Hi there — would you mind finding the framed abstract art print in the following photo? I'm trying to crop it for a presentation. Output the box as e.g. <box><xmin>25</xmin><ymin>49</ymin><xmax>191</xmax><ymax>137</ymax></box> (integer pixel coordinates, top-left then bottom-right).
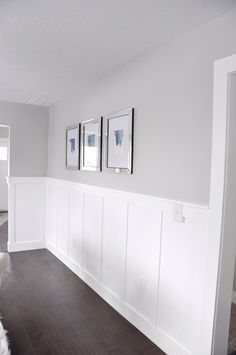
<box><xmin>66</xmin><ymin>125</ymin><xmax>80</xmax><ymax>169</ymax></box>
<box><xmin>105</xmin><ymin>108</ymin><xmax>134</xmax><ymax>174</ymax></box>
<box><xmin>80</xmin><ymin>117</ymin><xmax>102</xmax><ymax>171</ymax></box>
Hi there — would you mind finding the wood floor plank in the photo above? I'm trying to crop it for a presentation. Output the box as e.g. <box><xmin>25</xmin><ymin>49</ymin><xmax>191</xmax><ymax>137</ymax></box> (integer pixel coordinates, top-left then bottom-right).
<box><xmin>1</xmin><ymin>305</ymin><xmax>35</xmax><ymax>355</ymax></box>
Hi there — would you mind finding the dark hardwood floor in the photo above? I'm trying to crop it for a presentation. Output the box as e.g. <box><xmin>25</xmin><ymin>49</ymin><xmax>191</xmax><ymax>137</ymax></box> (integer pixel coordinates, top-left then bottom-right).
<box><xmin>0</xmin><ymin>223</ymin><xmax>165</xmax><ymax>355</ymax></box>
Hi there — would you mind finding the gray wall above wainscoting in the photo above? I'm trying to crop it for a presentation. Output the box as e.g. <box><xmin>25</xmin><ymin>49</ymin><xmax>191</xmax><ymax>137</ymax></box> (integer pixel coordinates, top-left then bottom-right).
<box><xmin>48</xmin><ymin>8</ymin><xmax>236</xmax><ymax>205</ymax></box>
<box><xmin>0</xmin><ymin>101</ymin><xmax>49</xmax><ymax>176</ymax></box>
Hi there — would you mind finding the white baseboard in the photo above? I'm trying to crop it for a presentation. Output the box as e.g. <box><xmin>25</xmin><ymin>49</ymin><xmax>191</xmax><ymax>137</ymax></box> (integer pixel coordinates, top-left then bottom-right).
<box><xmin>8</xmin><ymin>240</ymin><xmax>46</xmax><ymax>252</ymax></box>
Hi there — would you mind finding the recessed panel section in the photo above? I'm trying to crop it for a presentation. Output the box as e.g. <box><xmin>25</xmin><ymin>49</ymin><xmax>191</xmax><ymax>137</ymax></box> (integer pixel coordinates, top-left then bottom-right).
<box><xmin>125</xmin><ymin>204</ymin><xmax>162</xmax><ymax>323</ymax></box>
<box><xmin>68</xmin><ymin>189</ymin><xmax>84</xmax><ymax>266</ymax></box>
<box><xmin>102</xmin><ymin>197</ymin><xmax>127</xmax><ymax>298</ymax></box>
<box><xmin>84</xmin><ymin>193</ymin><xmax>103</xmax><ymax>279</ymax></box>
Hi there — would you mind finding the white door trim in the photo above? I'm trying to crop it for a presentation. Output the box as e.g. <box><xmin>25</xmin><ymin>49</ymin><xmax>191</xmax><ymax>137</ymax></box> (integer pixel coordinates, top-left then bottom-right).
<box><xmin>208</xmin><ymin>54</ymin><xmax>236</xmax><ymax>355</ymax></box>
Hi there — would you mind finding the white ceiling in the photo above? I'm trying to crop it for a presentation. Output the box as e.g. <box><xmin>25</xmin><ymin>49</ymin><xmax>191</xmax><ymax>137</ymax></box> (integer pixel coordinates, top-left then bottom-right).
<box><xmin>0</xmin><ymin>0</ymin><xmax>235</xmax><ymax>106</ymax></box>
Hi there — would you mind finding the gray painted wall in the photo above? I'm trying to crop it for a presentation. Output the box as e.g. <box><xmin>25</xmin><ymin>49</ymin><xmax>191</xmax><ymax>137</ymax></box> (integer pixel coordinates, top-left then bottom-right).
<box><xmin>48</xmin><ymin>9</ymin><xmax>236</xmax><ymax>205</ymax></box>
<box><xmin>0</xmin><ymin>127</ymin><xmax>9</xmax><ymax>138</ymax></box>
<box><xmin>0</xmin><ymin>101</ymin><xmax>48</xmax><ymax>176</ymax></box>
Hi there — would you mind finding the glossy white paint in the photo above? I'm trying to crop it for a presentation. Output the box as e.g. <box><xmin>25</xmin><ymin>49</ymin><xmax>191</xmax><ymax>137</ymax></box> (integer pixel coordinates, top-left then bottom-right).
<box><xmin>7</xmin><ymin>176</ymin><xmax>209</xmax><ymax>354</ymax></box>
<box><xmin>158</xmin><ymin>210</ymin><xmax>208</xmax><ymax>353</ymax></box>
<box><xmin>68</xmin><ymin>189</ymin><xmax>84</xmax><ymax>267</ymax></box>
<box><xmin>125</xmin><ymin>204</ymin><xmax>162</xmax><ymax>324</ymax></box>
<box><xmin>45</xmin><ymin>177</ymin><xmax>208</xmax><ymax>355</ymax></box>
<box><xmin>101</xmin><ymin>197</ymin><xmax>127</xmax><ymax>298</ymax></box>
<box><xmin>57</xmin><ymin>186</ymin><xmax>69</xmax><ymax>256</ymax></box>
<box><xmin>7</xmin><ymin>177</ymin><xmax>46</xmax><ymax>252</ymax></box>
<box><xmin>83</xmin><ymin>193</ymin><xmax>103</xmax><ymax>280</ymax></box>
<box><xmin>46</xmin><ymin>182</ymin><xmax>57</xmax><ymax>247</ymax></box>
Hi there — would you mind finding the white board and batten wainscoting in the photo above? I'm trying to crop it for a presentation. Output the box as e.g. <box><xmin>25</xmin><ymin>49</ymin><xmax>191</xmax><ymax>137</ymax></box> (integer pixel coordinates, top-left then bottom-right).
<box><xmin>7</xmin><ymin>177</ymin><xmax>209</xmax><ymax>355</ymax></box>
<box><xmin>7</xmin><ymin>177</ymin><xmax>46</xmax><ymax>252</ymax></box>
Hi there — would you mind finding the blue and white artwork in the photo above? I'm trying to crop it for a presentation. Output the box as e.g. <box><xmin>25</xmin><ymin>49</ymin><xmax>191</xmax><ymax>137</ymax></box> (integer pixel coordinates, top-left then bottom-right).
<box><xmin>113</xmin><ymin>129</ymin><xmax>123</xmax><ymax>147</ymax></box>
<box><xmin>107</xmin><ymin>108</ymin><xmax>133</xmax><ymax>173</ymax></box>
<box><xmin>87</xmin><ymin>134</ymin><xmax>96</xmax><ymax>147</ymax></box>
<box><xmin>69</xmin><ymin>138</ymin><xmax>76</xmax><ymax>153</ymax></box>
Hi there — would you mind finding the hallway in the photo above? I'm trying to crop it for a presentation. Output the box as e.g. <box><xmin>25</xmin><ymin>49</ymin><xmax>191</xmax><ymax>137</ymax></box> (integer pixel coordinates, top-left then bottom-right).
<box><xmin>0</xmin><ymin>1</ymin><xmax>236</xmax><ymax>353</ymax></box>
<box><xmin>0</xmin><ymin>224</ymin><xmax>164</xmax><ymax>355</ymax></box>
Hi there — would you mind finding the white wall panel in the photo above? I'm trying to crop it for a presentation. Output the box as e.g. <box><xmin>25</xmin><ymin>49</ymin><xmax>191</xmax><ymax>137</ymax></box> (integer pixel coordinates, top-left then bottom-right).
<box><xmin>56</xmin><ymin>186</ymin><xmax>69</xmax><ymax>256</ymax></box>
<box><xmin>158</xmin><ymin>210</ymin><xmax>208</xmax><ymax>351</ymax></box>
<box><xmin>15</xmin><ymin>183</ymin><xmax>43</xmax><ymax>243</ymax></box>
<box><xmin>46</xmin><ymin>183</ymin><xmax>57</xmax><ymax>247</ymax></box>
<box><xmin>8</xmin><ymin>177</ymin><xmax>46</xmax><ymax>251</ymax></box>
<box><xmin>102</xmin><ymin>196</ymin><xmax>127</xmax><ymax>298</ymax></box>
<box><xmin>125</xmin><ymin>204</ymin><xmax>162</xmax><ymax>323</ymax></box>
<box><xmin>68</xmin><ymin>189</ymin><xmax>84</xmax><ymax>266</ymax></box>
<box><xmin>84</xmin><ymin>193</ymin><xmax>103</xmax><ymax>280</ymax></box>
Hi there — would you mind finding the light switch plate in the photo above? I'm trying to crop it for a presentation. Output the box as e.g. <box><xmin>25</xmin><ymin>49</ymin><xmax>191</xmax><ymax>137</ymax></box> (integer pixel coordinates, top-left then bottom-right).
<box><xmin>173</xmin><ymin>203</ymin><xmax>185</xmax><ymax>223</ymax></box>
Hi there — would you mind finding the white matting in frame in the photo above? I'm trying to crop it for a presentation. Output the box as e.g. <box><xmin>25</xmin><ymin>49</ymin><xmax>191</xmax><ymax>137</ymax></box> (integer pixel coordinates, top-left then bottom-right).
<box><xmin>66</xmin><ymin>125</ymin><xmax>79</xmax><ymax>169</ymax></box>
<box><xmin>105</xmin><ymin>108</ymin><xmax>134</xmax><ymax>174</ymax></box>
<box><xmin>80</xmin><ymin>117</ymin><xmax>102</xmax><ymax>171</ymax></box>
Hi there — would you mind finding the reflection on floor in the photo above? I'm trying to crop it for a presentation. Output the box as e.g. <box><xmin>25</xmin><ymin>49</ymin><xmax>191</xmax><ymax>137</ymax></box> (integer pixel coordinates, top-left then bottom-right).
<box><xmin>0</xmin><ymin>220</ymin><xmax>7</xmax><ymax>252</ymax></box>
<box><xmin>0</xmin><ymin>222</ymin><xmax>165</xmax><ymax>355</ymax></box>
<box><xmin>0</xmin><ymin>212</ymin><xmax>8</xmax><ymax>227</ymax></box>
<box><xmin>228</xmin><ymin>303</ymin><xmax>236</xmax><ymax>354</ymax></box>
